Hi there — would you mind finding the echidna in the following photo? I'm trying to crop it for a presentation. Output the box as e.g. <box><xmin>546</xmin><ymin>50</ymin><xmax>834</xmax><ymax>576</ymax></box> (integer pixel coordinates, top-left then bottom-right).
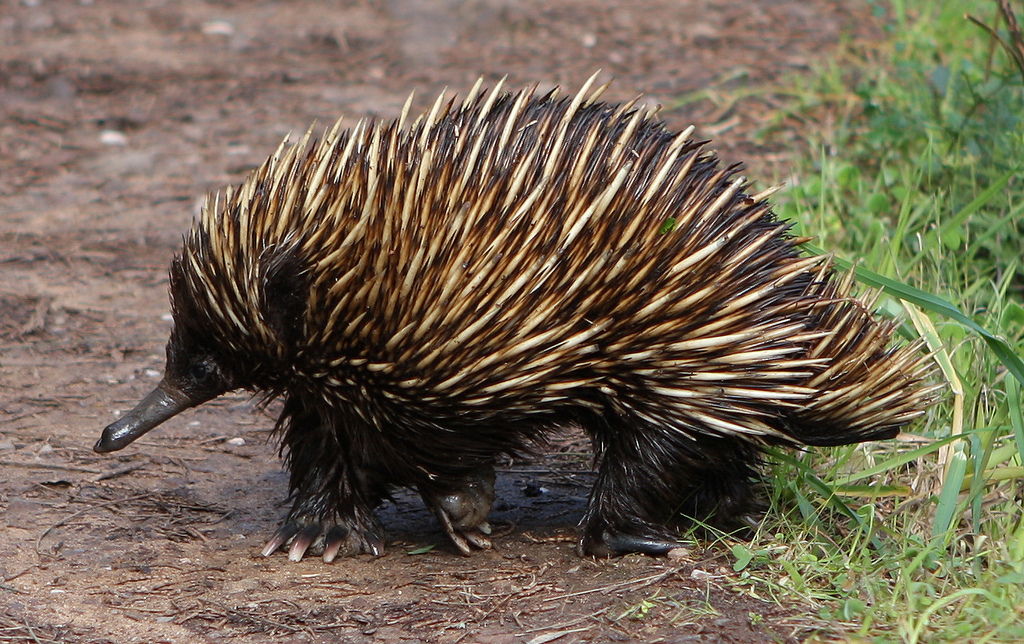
<box><xmin>94</xmin><ymin>75</ymin><xmax>937</xmax><ymax>561</ymax></box>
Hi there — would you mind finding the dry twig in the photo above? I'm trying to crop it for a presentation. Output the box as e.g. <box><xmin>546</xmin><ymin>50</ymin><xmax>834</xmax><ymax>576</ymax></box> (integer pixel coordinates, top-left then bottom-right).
<box><xmin>968</xmin><ymin>0</ymin><xmax>1024</xmax><ymax>82</ymax></box>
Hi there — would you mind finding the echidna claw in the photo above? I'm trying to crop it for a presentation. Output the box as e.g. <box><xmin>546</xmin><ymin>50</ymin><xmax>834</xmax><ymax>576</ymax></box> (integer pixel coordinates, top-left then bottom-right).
<box><xmin>263</xmin><ymin>518</ymin><xmax>385</xmax><ymax>561</ymax></box>
<box><xmin>322</xmin><ymin>525</ymin><xmax>350</xmax><ymax>563</ymax></box>
<box><xmin>462</xmin><ymin>525</ymin><xmax>493</xmax><ymax>550</ymax></box>
<box><xmin>362</xmin><ymin>529</ymin><xmax>385</xmax><ymax>557</ymax></box>
<box><xmin>261</xmin><ymin>521</ymin><xmax>300</xmax><ymax>557</ymax></box>
<box><xmin>435</xmin><ymin>509</ymin><xmax>492</xmax><ymax>556</ymax></box>
<box><xmin>419</xmin><ymin>465</ymin><xmax>497</xmax><ymax>555</ymax></box>
<box><xmin>288</xmin><ymin>523</ymin><xmax>322</xmax><ymax>562</ymax></box>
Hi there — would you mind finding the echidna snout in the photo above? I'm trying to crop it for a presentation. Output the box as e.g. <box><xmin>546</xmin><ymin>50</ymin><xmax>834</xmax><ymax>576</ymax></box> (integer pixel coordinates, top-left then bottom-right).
<box><xmin>93</xmin><ymin>75</ymin><xmax>938</xmax><ymax>561</ymax></box>
<box><xmin>95</xmin><ymin>331</ymin><xmax>235</xmax><ymax>453</ymax></box>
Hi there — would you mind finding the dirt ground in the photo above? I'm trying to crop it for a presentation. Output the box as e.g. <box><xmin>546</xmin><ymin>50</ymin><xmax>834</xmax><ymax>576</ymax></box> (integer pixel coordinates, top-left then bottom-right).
<box><xmin>1</xmin><ymin>1</ymin><xmax>881</xmax><ymax>642</ymax></box>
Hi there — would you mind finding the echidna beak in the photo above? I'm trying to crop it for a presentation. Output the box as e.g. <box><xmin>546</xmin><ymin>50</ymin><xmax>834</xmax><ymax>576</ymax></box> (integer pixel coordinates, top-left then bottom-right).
<box><xmin>94</xmin><ymin>382</ymin><xmax>195</xmax><ymax>453</ymax></box>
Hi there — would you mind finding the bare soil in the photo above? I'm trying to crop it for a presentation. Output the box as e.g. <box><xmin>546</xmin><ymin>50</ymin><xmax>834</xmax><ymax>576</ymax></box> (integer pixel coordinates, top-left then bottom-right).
<box><xmin>1</xmin><ymin>1</ymin><xmax>879</xmax><ymax>642</ymax></box>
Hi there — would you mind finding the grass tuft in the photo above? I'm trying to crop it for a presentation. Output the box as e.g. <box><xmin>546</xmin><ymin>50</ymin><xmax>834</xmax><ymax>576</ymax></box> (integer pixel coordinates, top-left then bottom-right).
<box><xmin>732</xmin><ymin>0</ymin><xmax>1024</xmax><ymax>640</ymax></box>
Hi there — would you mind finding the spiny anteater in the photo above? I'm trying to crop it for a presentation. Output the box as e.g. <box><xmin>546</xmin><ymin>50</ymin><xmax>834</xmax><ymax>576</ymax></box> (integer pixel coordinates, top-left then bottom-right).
<box><xmin>94</xmin><ymin>75</ymin><xmax>938</xmax><ymax>561</ymax></box>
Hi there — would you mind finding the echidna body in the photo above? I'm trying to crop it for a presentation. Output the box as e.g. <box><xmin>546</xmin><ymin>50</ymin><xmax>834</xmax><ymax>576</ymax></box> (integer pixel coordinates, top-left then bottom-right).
<box><xmin>95</xmin><ymin>77</ymin><xmax>937</xmax><ymax>560</ymax></box>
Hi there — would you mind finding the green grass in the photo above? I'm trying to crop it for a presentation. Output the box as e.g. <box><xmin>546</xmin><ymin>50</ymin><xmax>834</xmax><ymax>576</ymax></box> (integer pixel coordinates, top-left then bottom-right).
<box><xmin>725</xmin><ymin>0</ymin><xmax>1024</xmax><ymax>641</ymax></box>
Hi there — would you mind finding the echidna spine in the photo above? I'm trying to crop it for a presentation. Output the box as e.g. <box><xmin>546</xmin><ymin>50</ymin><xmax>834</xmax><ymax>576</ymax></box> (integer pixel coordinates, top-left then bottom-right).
<box><xmin>93</xmin><ymin>74</ymin><xmax>939</xmax><ymax>562</ymax></box>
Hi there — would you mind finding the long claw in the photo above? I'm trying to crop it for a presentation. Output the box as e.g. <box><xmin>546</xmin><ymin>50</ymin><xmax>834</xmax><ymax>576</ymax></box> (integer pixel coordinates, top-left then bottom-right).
<box><xmin>580</xmin><ymin>529</ymin><xmax>688</xmax><ymax>557</ymax></box>
<box><xmin>362</xmin><ymin>530</ymin><xmax>384</xmax><ymax>557</ymax></box>
<box><xmin>264</xmin><ymin>519</ymin><xmax>383</xmax><ymax>561</ymax></box>
<box><xmin>262</xmin><ymin>521</ymin><xmax>300</xmax><ymax>557</ymax></box>
<box><xmin>462</xmin><ymin>526</ymin><xmax>492</xmax><ymax>550</ymax></box>
<box><xmin>322</xmin><ymin>526</ymin><xmax>349</xmax><ymax>563</ymax></box>
<box><xmin>288</xmin><ymin>523</ymin><xmax>322</xmax><ymax>562</ymax></box>
<box><xmin>420</xmin><ymin>466</ymin><xmax>496</xmax><ymax>555</ymax></box>
<box><xmin>433</xmin><ymin>507</ymin><xmax>491</xmax><ymax>555</ymax></box>
<box><xmin>435</xmin><ymin>508</ymin><xmax>471</xmax><ymax>555</ymax></box>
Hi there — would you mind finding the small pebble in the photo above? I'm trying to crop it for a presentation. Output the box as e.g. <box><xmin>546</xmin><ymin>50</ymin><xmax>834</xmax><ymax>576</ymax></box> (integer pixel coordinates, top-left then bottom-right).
<box><xmin>227</xmin><ymin>437</ymin><xmax>246</xmax><ymax>446</ymax></box>
<box><xmin>201</xmin><ymin>20</ymin><xmax>234</xmax><ymax>36</ymax></box>
<box><xmin>99</xmin><ymin>130</ymin><xmax>128</xmax><ymax>146</ymax></box>
<box><xmin>144</xmin><ymin>369</ymin><xmax>160</xmax><ymax>378</ymax></box>
<box><xmin>667</xmin><ymin>546</ymin><xmax>690</xmax><ymax>560</ymax></box>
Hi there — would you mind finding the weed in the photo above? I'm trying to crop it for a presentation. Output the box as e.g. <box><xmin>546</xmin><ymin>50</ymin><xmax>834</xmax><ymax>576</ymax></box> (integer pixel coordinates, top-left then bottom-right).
<box><xmin>740</xmin><ymin>0</ymin><xmax>1024</xmax><ymax>641</ymax></box>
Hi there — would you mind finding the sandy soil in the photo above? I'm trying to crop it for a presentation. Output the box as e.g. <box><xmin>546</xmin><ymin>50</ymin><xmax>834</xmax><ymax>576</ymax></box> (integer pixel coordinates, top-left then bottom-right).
<box><xmin>1</xmin><ymin>1</ymin><xmax>879</xmax><ymax>642</ymax></box>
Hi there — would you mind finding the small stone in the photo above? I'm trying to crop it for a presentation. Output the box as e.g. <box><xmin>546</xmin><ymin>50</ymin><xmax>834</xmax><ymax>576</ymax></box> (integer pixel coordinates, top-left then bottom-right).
<box><xmin>201</xmin><ymin>20</ymin><xmax>234</xmax><ymax>36</ymax></box>
<box><xmin>667</xmin><ymin>546</ymin><xmax>690</xmax><ymax>560</ymax></box>
<box><xmin>227</xmin><ymin>437</ymin><xmax>246</xmax><ymax>446</ymax></box>
<box><xmin>99</xmin><ymin>130</ymin><xmax>128</xmax><ymax>146</ymax></box>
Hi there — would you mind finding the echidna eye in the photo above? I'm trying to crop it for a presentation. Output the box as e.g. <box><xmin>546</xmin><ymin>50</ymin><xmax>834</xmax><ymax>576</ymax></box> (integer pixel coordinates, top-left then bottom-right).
<box><xmin>189</xmin><ymin>360</ymin><xmax>211</xmax><ymax>382</ymax></box>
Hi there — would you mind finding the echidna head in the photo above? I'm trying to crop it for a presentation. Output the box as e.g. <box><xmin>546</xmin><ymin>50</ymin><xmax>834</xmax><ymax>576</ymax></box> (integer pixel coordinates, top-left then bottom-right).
<box><xmin>94</xmin><ymin>250</ymin><xmax>260</xmax><ymax>453</ymax></box>
<box><xmin>94</xmin><ymin>200</ymin><xmax>310</xmax><ymax>453</ymax></box>
<box><xmin>93</xmin><ymin>322</ymin><xmax>239</xmax><ymax>453</ymax></box>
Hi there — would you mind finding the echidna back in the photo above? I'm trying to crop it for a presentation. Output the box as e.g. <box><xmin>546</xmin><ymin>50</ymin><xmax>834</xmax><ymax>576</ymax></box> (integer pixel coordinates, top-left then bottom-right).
<box><xmin>176</xmin><ymin>80</ymin><xmax>933</xmax><ymax>454</ymax></box>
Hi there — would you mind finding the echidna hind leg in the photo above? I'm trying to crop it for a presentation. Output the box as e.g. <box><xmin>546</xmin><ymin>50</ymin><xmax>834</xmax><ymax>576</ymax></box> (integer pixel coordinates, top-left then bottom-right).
<box><xmin>418</xmin><ymin>465</ymin><xmax>496</xmax><ymax>555</ymax></box>
<box><xmin>262</xmin><ymin>396</ymin><xmax>388</xmax><ymax>562</ymax></box>
<box><xmin>578</xmin><ymin>419</ymin><xmax>765</xmax><ymax>556</ymax></box>
<box><xmin>578</xmin><ymin>467</ymin><xmax>688</xmax><ymax>557</ymax></box>
<box><xmin>578</xmin><ymin>419</ymin><xmax>688</xmax><ymax>556</ymax></box>
<box><xmin>672</xmin><ymin>440</ymin><xmax>766</xmax><ymax>535</ymax></box>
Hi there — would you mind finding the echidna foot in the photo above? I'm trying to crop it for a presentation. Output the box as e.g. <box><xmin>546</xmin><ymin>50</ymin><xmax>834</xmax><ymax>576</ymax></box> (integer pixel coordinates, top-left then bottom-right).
<box><xmin>577</xmin><ymin>521</ymin><xmax>688</xmax><ymax>558</ymax></box>
<box><xmin>434</xmin><ymin>510</ymin><xmax>493</xmax><ymax>555</ymax></box>
<box><xmin>261</xmin><ymin>516</ymin><xmax>384</xmax><ymax>562</ymax></box>
<box><xmin>419</xmin><ymin>465</ymin><xmax>496</xmax><ymax>556</ymax></box>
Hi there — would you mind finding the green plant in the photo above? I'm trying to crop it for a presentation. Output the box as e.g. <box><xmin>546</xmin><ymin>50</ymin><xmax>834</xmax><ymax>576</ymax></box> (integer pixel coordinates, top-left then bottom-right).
<box><xmin>726</xmin><ymin>1</ymin><xmax>1024</xmax><ymax>641</ymax></box>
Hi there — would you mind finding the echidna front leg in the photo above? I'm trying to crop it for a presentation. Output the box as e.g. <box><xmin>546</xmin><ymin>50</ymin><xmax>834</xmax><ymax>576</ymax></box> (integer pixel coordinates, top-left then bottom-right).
<box><xmin>262</xmin><ymin>499</ymin><xmax>385</xmax><ymax>563</ymax></box>
<box><xmin>418</xmin><ymin>465</ymin><xmax>496</xmax><ymax>555</ymax></box>
<box><xmin>261</xmin><ymin>397</ymin><xmax>388</xmax><ymax>562</ymax></box>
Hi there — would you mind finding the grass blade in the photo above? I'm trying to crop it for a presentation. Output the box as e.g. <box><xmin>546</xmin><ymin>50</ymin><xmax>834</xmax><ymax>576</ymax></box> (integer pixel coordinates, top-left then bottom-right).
<box><xmin>802</xmin><ymin>243</ymin><xmax>1024</xmax><ymax>387</ymax></box>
